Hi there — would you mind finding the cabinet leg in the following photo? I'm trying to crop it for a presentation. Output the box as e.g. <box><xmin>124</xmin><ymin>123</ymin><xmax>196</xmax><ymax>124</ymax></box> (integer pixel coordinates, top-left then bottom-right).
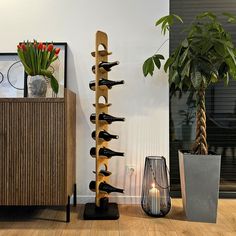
<box><xmin>66</xmin><ymin>196</ymin><xmax>70</xmax><ymax>223</ymax></box>
<box><xmin>73</xmin><ymin>183</ymin><xmax>77</xmax><ymax>206</ymax></box>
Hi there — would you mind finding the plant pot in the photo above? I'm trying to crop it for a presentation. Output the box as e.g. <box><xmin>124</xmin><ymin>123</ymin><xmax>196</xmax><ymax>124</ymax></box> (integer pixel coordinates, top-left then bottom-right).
<box><xmin>27</xmin><ymin>75</ymin><xmax>48</xmax><ymax>97</ymax></box>
<box><xmin>178</xmin><ymin>150</ymin><xmax>221</xmax><ymax>223</ymax></box>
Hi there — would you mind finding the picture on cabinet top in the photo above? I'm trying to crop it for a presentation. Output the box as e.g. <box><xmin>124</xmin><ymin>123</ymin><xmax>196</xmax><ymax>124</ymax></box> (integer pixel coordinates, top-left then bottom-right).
<box><xmin>0</xmin><ymin>53</ymin><xmax>24</xmax><ymax>98</ymax></box>
<box><xmin>0</xmin><ymin>42</ymin><xmax>67</xmax><ymax>98</ymax></box>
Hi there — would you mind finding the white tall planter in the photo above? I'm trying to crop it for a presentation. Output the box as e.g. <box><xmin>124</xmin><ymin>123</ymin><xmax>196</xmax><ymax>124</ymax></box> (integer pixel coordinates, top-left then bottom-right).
<box><xmin>178</xmin><ymin>150</ymin><xmax>221</xmax><ymax>223</ymax></box>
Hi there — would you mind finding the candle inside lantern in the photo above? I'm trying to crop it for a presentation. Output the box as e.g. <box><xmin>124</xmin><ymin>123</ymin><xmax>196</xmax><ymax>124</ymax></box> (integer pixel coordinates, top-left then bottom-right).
<box><xmin>148</xmin><ymin>183</ymin><xmax>160</xmax><ymax>215</ymax></box>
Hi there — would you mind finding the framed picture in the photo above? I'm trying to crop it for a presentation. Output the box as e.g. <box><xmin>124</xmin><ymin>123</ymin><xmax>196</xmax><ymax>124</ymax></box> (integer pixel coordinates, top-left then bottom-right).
<box><xmin>46</xmin><ymin>42</ymin><xmax>67</xmax><ymax>97</ymax></box>
<box><xmin>0</xmin><ymin>42</ymin><xmax>67</xmax><ymax>98</ymax></box>
<box><xmin>0</xmin><ymin>53</ymin><xmax>24</xmax><ymax>98</ymax></box>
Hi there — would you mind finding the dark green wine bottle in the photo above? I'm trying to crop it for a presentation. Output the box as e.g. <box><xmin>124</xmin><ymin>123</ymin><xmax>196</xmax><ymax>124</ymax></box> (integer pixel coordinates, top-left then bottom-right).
<box><xmin>89</xmin><ymin>78</ymin><xmax>124</xmax><ymax>91</ymax></box>
<box><xmin>90</xmin><ymin>113</ymin><xmax>125</xmax><ymax>124</ymax></box>
<box><xmin>89</xmin><ymin>181</ymin><xmax>124</xmax><ymax>194</ymax></box>
<box><xmin>92</xmin><ymin>61</ymin><xmax>119</xmax><ymax>74</ymax></box>
<box><xmin>91</xmin><ymin>130</ymin><xmax>119</xmax><ymax>141</ymax></box>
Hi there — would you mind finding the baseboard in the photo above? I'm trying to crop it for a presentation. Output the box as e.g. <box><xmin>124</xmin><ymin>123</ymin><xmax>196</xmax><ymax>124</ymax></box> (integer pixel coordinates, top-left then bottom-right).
<box><xmin>70</xmin><ymin>191</ymin><xmax>236</xmax><ymax>205</ymax></box>
<box><xmin>70</xmin><ymin>195</ymin><xmax>141</xmax><ymax>204</ymax></box>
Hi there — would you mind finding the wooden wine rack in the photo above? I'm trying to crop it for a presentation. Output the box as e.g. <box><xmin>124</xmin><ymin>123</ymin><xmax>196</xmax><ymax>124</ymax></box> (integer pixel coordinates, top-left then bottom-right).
<box><xmin>84</xmin><ymin>31</ymin><xmax>122</xmax><ymax>220</ymax></box>
<box><xmin>95</xmin><ymin>31</ymin><xmax>110</xmax><ymax>207</ymax></box>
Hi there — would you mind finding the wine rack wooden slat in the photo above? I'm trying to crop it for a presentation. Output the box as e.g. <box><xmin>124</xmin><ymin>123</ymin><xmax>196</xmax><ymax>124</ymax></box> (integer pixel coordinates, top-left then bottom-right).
<box><xmin>95</xmin><ymin>31</ymin><xmax>109</xmax><ymax>207</ymax></box>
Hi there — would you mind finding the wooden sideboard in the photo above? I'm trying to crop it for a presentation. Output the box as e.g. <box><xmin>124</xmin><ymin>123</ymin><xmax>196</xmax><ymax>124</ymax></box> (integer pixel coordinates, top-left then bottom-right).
<box><xmin>0</xmin><ymin>89</ymin><xmax>76</xmax><ymax>222</ymax></box>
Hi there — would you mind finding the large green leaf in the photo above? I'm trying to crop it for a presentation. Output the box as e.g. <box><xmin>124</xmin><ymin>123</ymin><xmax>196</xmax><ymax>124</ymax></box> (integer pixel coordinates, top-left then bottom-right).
<box><xmin>179</xmin><ymin>48</ymin><xmax>189</xmax><ymax>67</ymax></box>
<box><xmin>181</xmin><ymin>39</ymin><xmax>188</xmax><ymax>48</ymax></box>
<box><xmin>155</xmin><ymin>14</ymin><xmax>183</xmax><ymax>35</ymax></box>
<box><xmin>224</xmin><ymin>72</ymin><xmax>229</xmax><ymax>86</ymax></box>
<box><xmin>143</xmin><ymin>57</ymin><xmax>154</xmax><ymax>77</ymax></box>
<box><xmin>173</xmin><ymin>14</ymin><xmax>183</xmax><ymax>23</ymax></box>
<box><xmin>201</xmin><ymin>41</ymin><xmax>212</xmax><ymax>55</ymax></box>
<box><xmin>197</xmin><ymin>12</ymin><xmax>216</xmax><ymax>21</ymax></box>
<box><xmin>153</xmin><ymin>56</ymin><xmax>161</xmax><ymax>69</ymax></box>
<box><xmin>152</xmin><ymin>54</ymin><xmax>165</xmax><ymax>69</ymax></box>
<box><xmin>191</xmin><ymin>70</ymin><xmax>202</xmax><ymax>90</ymax></box>
<box><xmin>155</xmin><ymin>15</ymin><xmax>169</xmax><ymax>26</ymax></box>
<box><xmin>223</xmin><ymin>12</ymin><xmax>236</xmax><ymax>23</ymax></box>
<box><xmin>181</xmin><ymin>60</ymin><xmax>191</xmax><ymax>78</ymax></box>
<box><xmin>40</xmin><ymin>69</ymin><xmax>59</xmax><ymax>94</ymax></box>
<box><xmin>169</xmin><ymin>70</ymin><xmax>179</xmax><ymax>85</ymax></box>
<box><xmin>210</xmin><ymin>72</ymin><xmax>218</xmax><ymax>83</ymax></box>
<box><xmin>164</xmin><ymin>56</ymin><xmax>174</xmax><ymax>72</ymax></box>
<box><xmin>50</xmin><ymin>76</ymin><xmax>59</xmax><ymax>94</ymax></box>
<box><xmin>155</xmin><ymin>54</ymin><xmax>165</xmax><ymax>60</ymax></box>
<box><xmin>214</xmin><ymin>42</ymin><xmax>226</xmax><ymax>56</ymax></box>
<box><xmin>226</xmin><ymin>47</ymin><xmax>236</xmax><ymax>65</ymax></box>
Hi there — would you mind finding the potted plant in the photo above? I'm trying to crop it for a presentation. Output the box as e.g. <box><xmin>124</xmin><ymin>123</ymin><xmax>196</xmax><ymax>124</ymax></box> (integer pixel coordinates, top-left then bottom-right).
<box><xmin>143</xmin><ymin>12</ymin><xmax>236</xmax><ymax>222</ymax></box>
<box><xmin>17</xmin><ymin>40</ymin><xmax>60</xmax><ymax>97</ymax></box>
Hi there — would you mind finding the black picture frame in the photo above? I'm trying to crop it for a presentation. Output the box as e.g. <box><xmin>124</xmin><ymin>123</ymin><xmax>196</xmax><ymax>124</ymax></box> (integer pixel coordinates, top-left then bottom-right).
<box><xmin>53</xmin><ymin>42</ymin><xmax>67</xmax><ymax>88</ymax></box>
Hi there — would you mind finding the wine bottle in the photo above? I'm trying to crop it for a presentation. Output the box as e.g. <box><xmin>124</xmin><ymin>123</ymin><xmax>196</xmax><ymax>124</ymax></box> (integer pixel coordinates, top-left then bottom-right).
<box><xmin>89</xmin><ymin>181</ymin><xmax>124</xmax><ymax>194</ymax></box>
<box><xmin>93</xmin><ymin>170</ymin><xmax>112</xmax><ymax>177</ymax></box>
<box><xmin>90</xmin><ymin>147</ymin><xmax>124</xmax><ymax>158</ymax></box>
<box><xmin>91</xmin><ymin>130</ymin><xmax>119</xmax><ymax>141</ymax></box>
<box><xmin>89</xmin><ymin>78</ymin><xmax>124</xmax><ymax>91</ymax></box>
<box><xmin>90</xmin><ymin>113</ymin><xmax>125</xmax><ymax>124</ymax></box>
<box><xmin>92</xmin><ymin>61</ymin><xmax>119</xmax><ymax>74</ymax></box>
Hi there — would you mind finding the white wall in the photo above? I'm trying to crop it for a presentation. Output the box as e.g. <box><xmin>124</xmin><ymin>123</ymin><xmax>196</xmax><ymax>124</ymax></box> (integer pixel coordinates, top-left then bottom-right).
<box><xmin>0</xmin><ymin>0</ymin><xmax>169</xmax><ymax>203</ymax></box>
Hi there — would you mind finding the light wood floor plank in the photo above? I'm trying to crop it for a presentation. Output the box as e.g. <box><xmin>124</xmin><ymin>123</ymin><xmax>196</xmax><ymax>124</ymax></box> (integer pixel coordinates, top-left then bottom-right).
<box><xmin>0</xmin><ymin>200</ymin><xmax>234</xmax><ymax>235</ymax></box>
<box><xmin>119</xmin><ymin>230</ymin><xmax>148</xmax><ymax>236</ymax></box>
<box><xmin>148</xmin><ymin>231</ymin><xmax>178</xmax><ymax>236</ymax></box>
<box><xmin>90</xmin><ymin>230</ymin><xmax>119</xmax><ymax>236</ymax></box>
<box><xmin>61</xmin><ymin>229</ymin><xmax>91</xmax><ymax>236</ymax></box>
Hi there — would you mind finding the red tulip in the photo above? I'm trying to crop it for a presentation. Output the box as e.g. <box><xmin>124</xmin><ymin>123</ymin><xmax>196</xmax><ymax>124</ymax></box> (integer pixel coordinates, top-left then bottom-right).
<box><xmin>21</xmin><ymin>43</ymin><xmax>27</xmax><ymax>51</ymax></box>
<box><xmin>42</xmin><ymin>44</ymin><xmax>46</xmax><ymax>50</ymax></box>
<box><xmin>38</xmin><ymin>42</ymin><xmax>43</xmax><ymax>50</ymax></box>
<box><xmin>47</xmin><ymin>44</ymin><xmax>53</xmax><ymax>52</ymax></box>
<box><xmin>55</xmin><ymin>48</ymin><xmax>60</xmax><ymax>55</ymax></box>
<box><xmin>17</xmin><ymin>44</ymin><xmax>21</xmax><ymax>50</ymax></box>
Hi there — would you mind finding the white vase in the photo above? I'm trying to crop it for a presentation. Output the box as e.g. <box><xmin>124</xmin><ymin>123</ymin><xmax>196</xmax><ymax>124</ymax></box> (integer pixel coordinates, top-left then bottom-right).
<box><xmin>27</xmin><ymin>75</ymin><xmax>48</xmax><ymax>97</ymax></box>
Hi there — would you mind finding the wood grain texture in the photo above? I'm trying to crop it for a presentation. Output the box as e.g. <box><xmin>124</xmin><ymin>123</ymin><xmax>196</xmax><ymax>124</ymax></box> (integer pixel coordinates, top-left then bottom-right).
<box><xmin>0</xmin><ymin>200</ymin><xmax>235</xmax><ymax>235</ymax></box>
<box><xmin>65</xmin><ymin>89</ymin><xmax>76</xmax><ymax>197</ymax></box>
<box><xmin>94</xmin><ymin>31</ymin><xmax>110</xmax><ymax>206</ymax></box>
<box><xmin>0</xmin><ymin>89</ymin><xmax>76</xmax><ymax>206</ymax></box>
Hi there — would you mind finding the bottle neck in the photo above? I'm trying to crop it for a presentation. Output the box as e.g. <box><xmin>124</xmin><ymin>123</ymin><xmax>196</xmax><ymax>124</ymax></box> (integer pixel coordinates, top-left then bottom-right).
<box><xmin>100</xmin><ymin>131</ymin><xmax>118</xmax><ymax>138</ymax></box>
<box><xmin>100</xmin><ymin>61</ymin><xmax>119</xmax><ymax>68</ymax></box>
<box><xmin>110</xmin><ymin>134</ymin><xmax>119</xmax><ymax>139</ymax></box>
<box><xmin>100</xmin><ymin>182</ymin><xmax>124</xmax><ymax>193</ymax></box>
<box><xmin>113</xmin><ymin>80</ymin><xmax>124</xmax><ymax>85</ymax></box>
<box><xmin>100</xmin><ymin>147</ymin><xmax>124</xmax><ymax>157</ymax></box>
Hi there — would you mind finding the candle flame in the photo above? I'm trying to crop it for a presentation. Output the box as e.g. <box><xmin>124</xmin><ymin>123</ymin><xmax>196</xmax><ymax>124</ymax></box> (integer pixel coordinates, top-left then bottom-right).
<box><xmin>152</xmin><ymin>183</ymin><xmax>155</xmax><ymax>188</ymax></box>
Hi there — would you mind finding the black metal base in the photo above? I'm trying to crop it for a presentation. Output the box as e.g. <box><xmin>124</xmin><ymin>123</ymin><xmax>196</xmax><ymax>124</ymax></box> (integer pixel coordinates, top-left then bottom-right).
<box><xmin>83</xmin><ymin>203</ymin><xmax>119</xmax><ymax>220</ymax></box>
<box><xmin>66</xmin><ymin>183</ymin><xmax>77</xmax><ymax>223</ymax></box>
<box><xmin>66</xmin><ymin>196</ymin><xmax>70</xmax><ymax>223</ymax></box>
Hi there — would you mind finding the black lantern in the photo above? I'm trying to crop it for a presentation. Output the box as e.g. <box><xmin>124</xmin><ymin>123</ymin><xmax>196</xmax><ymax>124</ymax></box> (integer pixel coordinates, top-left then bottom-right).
<box><xmin>141</xmin><ymin>156</ymin><xmax>171</xmax><ymax>217</ymax></box>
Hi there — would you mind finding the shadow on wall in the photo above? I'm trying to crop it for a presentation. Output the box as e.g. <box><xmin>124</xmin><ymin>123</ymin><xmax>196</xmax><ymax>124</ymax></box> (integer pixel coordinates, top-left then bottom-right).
<box><xmin>67</xmin><ymin>46</ymin><xmax>93</xmax><ymax>195</ymax></box>
<box><xmin>109</xmin><ymin>63</ymin><xmax>169</xmax><ymax>118</ymax></box>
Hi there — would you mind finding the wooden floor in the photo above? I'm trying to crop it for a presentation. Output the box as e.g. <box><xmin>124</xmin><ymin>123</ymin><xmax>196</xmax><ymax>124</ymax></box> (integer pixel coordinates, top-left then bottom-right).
<box><xmin>0</xmin><ymin>199</ymin><xmax>235</xmax><ymax>235</ymax></box>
